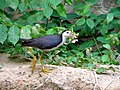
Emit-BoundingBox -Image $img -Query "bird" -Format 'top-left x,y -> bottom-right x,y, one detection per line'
22,30 -> 73,73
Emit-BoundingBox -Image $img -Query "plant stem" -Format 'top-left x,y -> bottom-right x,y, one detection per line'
92,36 -> 102,56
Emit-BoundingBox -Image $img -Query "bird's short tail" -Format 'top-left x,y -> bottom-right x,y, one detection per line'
21,39 -> 34,46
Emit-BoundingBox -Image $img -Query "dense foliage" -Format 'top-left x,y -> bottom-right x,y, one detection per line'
0,0 -> 120,72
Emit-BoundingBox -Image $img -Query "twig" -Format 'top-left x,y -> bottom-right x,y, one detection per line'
93,71 -> 102,90
103,78 -> 114,90
34,76 -> 51,89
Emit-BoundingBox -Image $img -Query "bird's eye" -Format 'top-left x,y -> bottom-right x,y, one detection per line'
66,32 -> 69,34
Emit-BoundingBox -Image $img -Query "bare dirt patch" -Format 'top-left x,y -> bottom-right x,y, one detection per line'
0,54 -> 120,90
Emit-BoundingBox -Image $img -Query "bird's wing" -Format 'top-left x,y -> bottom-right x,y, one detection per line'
36,35 -> 62,49
22,35 -> 62,49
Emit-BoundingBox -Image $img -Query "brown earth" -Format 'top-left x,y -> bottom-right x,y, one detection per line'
0,54 -> 120,90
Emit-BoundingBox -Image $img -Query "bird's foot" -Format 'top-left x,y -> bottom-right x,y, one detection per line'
39,66 -> 54,74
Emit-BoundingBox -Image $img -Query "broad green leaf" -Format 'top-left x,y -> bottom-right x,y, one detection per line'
65,0 -> 72,5
7,0 -> 19,10
43,6 -> 53,18
29,0 -> 38,10
46,28 -> 57,35
31,26 -> 39,38
79,40 -> 94,50
103,44 -> 110,50
41,0 -> 49,9
117,20 -> 120,24
100,24 -> 108,35
87,63 -> 95,69
87,0 -> 98,4
41,0 -> 53,18
97,36 -> 110,44
8,26 -> 19,45
27,15 -> 36,25
117,0 -> 120,4
0,24 -> 8,44
56,4 -> 67,18
106,13 -> 114,24
96,67 -> 106,74
0,0 -> 7,10
92,52 -> 99,57
48,0 -> 61,8
66,57 -> 72,64
73,2 -> 84,12
113,12 -> 120,17
72,57 -> 78,63
102,50 -> 109,54
20,26 -> 31,39
75,18 -> 85,26
77,52 -> 84,58
71,49 -> 81,54
19,2 -> 27,12
101,55 -> 109,63
35,12 -> 43,21
81,3 -> 91,15
86,18 -> 95,29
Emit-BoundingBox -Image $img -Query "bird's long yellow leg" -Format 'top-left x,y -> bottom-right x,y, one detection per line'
39,51 -> 51,73
28,47 -> 37,73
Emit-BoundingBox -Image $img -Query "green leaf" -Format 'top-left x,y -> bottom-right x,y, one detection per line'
29,0 -> 38,10
77,52 -> 84,58
92,52 -> 99,57
87,0 -> 98,4
117,20 -> 120,24
19,2 -> 27,12
102,50 -> 109,54
79,40 -> 94,50
0,24 -> 8,44
41,0 -> 49,8
72,57 -> 78,63
8,25 -> 19,45
41,0 -> 53,18
56,4 -> 67,18
20,26 -> 31,39
43,6 -> 53,18
96,67 -> 106,74
100,24 -> 108,35
97,36 -> 110,44
81,3 -> 91,15
35,12 -> 43,21
106,13 -> 114,24
46,28 -> 57,35
103,44 -> 110,50
75,18 -> 85,26
7,0 -> 19,10
31,26 -> 39,38
87,63 -> 95,69
113,12 -> 120,17
27,15 -> 36,25
66,57 -> 72,64
48,0 -> 61,8
117,0 -> 120,4
65,0 -> 72,5
0,0 -> 7,10
86,18 -> 95,29
101,55 -> 109,63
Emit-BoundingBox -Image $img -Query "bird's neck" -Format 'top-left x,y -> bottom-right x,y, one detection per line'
61,35 -> 66,44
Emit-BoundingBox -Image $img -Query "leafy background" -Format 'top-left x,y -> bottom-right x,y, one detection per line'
0,0 -> 120,73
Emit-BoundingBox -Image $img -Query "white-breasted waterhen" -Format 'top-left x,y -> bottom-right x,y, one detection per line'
22,30 -> 72,73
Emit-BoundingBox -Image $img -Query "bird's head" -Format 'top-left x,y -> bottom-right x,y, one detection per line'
61,30 -> 72,38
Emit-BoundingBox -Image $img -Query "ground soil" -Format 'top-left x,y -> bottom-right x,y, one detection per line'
0,54 -> 120,90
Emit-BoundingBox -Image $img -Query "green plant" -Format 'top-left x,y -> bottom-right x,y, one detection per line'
0,0 -> 120,72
